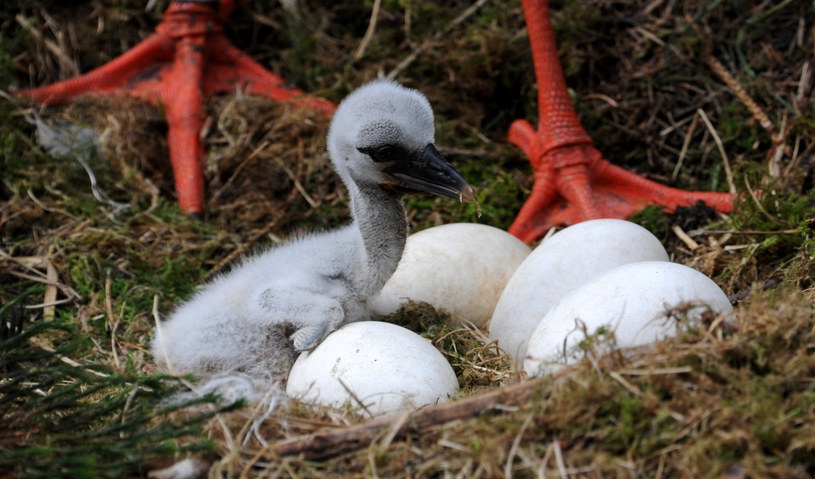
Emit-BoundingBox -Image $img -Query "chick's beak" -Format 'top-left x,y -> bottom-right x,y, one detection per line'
387,144 -> 474,202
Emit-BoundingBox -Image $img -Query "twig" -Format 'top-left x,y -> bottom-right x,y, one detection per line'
338,377 -> 375,419
378,410 -> 411,451
538,441 -> 554,477
274,369 -> 571,460
23,299 -> 73,309
504,412 -> 534,479
706,311 -> 729,337
584,93 -> 620,108
795,61 -> 810,106
608,370 -> 644,398
354,0 -> 382,60
151,295 -> 176,376
697,109 -> 736,195
27,189 -> 76,218
105,272 -> 121,370
671,225 -> 699,251
2,249 -> 82,303
704,52 -> 786,177
672,113 -> 699,181
693,229 -> 799,235
704,53 -> 777,140
619,366 -> 693,376
27,335 -> 110,378
551,438 -> 568,478
43,252 -> 58,321
368,447 -> 380,479
275,139 -> 317,208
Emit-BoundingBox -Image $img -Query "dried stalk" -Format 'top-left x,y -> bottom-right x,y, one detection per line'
272,371 -> 569,461
704,52 -> 786,176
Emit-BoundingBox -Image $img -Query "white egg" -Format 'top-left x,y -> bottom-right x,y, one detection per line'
371,223 -> 531,328
489,219 -> 669,362
524,261 -> 734,377
286,321 -> 459,417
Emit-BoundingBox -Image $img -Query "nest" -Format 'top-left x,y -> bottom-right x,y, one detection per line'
2,0 -> 815,477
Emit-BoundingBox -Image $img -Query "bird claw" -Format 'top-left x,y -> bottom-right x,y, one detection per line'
290,322 -> 335,352
505,0 -> 734,242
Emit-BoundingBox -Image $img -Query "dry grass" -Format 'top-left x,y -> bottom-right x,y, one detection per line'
2,0 -> 815,477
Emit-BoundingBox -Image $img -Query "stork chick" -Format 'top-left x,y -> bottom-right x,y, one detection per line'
151,80 -> 473,396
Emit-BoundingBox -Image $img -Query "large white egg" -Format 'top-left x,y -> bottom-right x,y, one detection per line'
370,223 -> 531,328
286,321 -> 459,417
524,261 -> 734,376
489,219 -> 669,362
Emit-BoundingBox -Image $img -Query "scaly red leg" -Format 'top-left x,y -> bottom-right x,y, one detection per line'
18,0 -> 335,214
508,0 -> 734,242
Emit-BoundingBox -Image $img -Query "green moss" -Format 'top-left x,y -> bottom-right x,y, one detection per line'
629,204 -> 672,238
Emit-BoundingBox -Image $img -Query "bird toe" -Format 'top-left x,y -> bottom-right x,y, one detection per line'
290,322 -> 334,351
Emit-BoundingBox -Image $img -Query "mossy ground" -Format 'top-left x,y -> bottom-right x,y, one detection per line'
2,0 -> 814,477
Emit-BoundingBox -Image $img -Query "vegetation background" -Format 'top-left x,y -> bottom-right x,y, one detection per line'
1,0 -> 814,477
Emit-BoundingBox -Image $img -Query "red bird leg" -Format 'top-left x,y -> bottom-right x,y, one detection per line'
18,1 -> 336,215
163,34 -> 207,215
508,0 -> 734,242
521,0 -> 593,152
19,34 -> 173,105
593,160 -> 735,213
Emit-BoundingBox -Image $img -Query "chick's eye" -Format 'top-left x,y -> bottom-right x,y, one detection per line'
359,144 -> 401,163
375,145 -> 395,158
